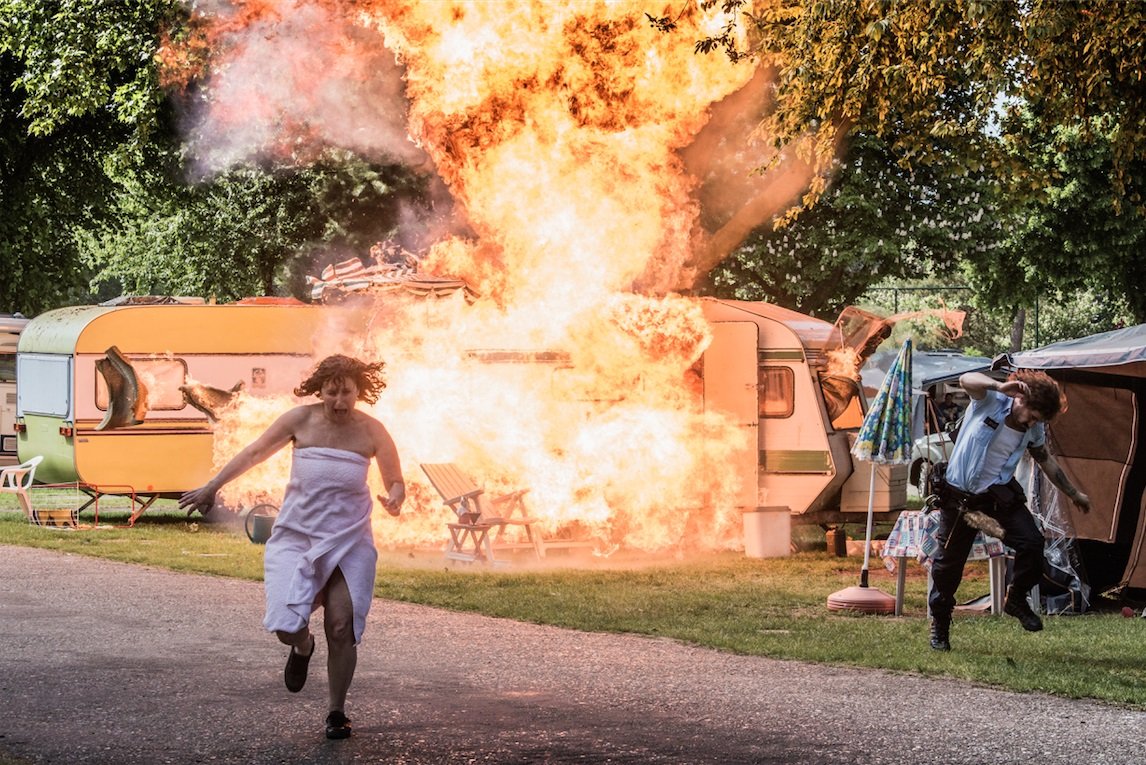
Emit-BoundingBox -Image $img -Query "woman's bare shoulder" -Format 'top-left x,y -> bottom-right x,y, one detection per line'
353,410 -> 387,432
279,403 -> 319,424
266,403 -> 319,434
358,411 -> 395,441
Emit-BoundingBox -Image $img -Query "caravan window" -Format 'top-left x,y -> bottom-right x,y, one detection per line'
16,354 -> 71,417
758,366 -> 794,418
96,358 -> 188,411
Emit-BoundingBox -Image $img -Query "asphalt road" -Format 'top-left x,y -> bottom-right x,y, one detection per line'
1,545 -> 1144,765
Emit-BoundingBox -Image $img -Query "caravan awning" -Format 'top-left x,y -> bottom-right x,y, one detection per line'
859,350 -> 992,441
861,350 -> 992,397
1011,324 -> 1146,376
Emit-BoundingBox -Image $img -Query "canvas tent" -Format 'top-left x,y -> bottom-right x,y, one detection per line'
1009,324 -> 1146,593
861,350 -> 993,440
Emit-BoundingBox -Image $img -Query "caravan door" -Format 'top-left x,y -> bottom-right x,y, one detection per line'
704,322 -> 759,509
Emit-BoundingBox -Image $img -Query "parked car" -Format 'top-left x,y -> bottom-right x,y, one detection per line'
909,429 -> 955,496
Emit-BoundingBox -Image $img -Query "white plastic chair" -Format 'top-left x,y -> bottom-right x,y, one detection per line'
0,455 -> 43,519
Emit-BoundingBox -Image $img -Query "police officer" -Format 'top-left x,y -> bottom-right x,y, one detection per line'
928,370 -> 1091,651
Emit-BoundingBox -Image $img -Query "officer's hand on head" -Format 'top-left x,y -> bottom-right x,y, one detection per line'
998,380 -> 1029,399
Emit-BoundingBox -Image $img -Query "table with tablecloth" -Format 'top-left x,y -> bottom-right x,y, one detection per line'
880,509 -> 1009,616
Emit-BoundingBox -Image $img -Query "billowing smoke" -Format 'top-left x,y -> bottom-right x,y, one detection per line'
181,0 -> 424,174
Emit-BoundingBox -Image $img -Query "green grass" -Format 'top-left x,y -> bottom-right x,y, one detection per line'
2,493 -> 1145,709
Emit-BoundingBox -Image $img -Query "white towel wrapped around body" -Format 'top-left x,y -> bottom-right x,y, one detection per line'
263,447 -> 378,644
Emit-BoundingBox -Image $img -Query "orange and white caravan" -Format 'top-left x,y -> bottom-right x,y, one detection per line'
700,298 -> 907,525
15,300 -> 324,505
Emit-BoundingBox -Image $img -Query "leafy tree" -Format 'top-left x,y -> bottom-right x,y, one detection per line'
81,151 -> 437,300
1028,289 -> 1135,351
679,0 -> 1146,325
0,70 -> 104,314
0,1 -> 177,137
860,279 -> 1134,357
695,0 -> 1144,199
969,114 -> 1146,323
708,133 -> 1004,318
2,1 -> 446,309
0,0 -> 184,315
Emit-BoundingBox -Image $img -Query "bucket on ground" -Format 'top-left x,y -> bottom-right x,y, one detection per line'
243,503 -> 279,544
742,506 -> 791,558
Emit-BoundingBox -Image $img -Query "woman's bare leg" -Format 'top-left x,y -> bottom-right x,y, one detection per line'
276,623 -> 315,694
275,626 -> 313,655
322,567 -> 356,713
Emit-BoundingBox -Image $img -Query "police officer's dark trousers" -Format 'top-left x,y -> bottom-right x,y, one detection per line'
927,477 -> 1045,621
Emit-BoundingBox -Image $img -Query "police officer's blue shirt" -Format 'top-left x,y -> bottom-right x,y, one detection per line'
945,390 -> 1045,494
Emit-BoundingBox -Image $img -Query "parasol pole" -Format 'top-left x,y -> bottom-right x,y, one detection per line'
860,462 -> 876,587
827,336 -> 911,614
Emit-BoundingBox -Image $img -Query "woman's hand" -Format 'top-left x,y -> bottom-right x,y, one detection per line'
378,481 -> 406,517
179,484 -> 218,517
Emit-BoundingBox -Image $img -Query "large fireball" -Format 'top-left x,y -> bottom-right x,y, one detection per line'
173,1 -> 775,554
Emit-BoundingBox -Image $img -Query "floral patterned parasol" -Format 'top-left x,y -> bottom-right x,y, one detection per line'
852,337 -> 913,465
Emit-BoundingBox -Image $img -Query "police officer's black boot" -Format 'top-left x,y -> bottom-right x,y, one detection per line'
929,615 -> 951,651
1003,587 -> 1043,632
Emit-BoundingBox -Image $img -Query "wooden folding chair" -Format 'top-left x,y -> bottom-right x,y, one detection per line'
420,463 -> 545,563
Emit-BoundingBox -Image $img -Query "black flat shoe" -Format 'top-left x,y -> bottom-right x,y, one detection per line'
325,710 -> 352,740
284,636 -> 314,693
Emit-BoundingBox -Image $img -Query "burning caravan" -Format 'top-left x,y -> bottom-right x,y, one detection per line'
15,300 -> 324,503
700,298 -> 907,522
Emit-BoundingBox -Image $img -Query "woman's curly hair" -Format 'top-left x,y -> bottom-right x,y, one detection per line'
1009,369 -> 1067,420
294,355 -> 387,404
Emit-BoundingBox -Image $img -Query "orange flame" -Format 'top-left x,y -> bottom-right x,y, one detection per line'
825,347 -> 861,380
176,1 -> 767,555
381,0 -> 754,298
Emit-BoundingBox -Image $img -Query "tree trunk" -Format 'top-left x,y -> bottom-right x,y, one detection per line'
1009,307 -> 1026,353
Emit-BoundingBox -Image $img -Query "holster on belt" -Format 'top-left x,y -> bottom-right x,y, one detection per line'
939,483 -> 1007,541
